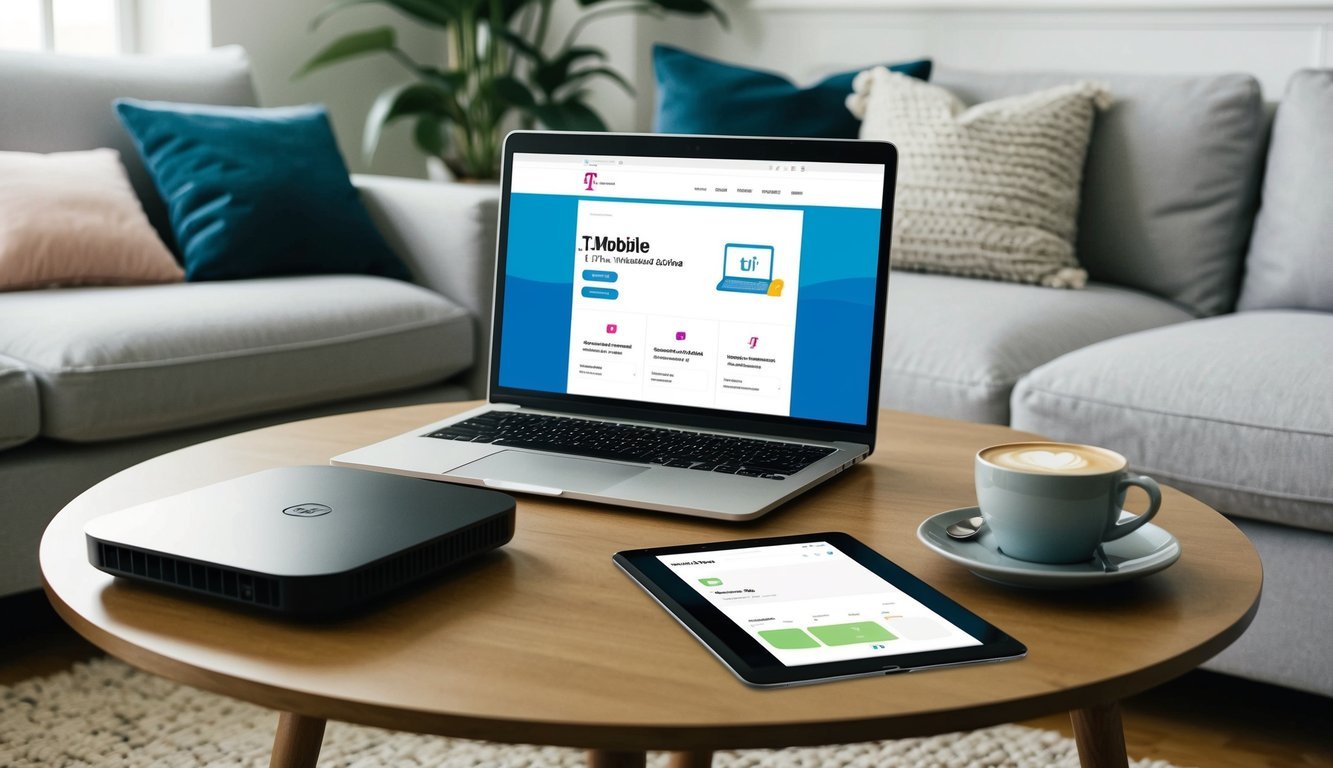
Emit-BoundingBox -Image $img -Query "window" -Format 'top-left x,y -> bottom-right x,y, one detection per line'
0,1 -> 47,52
0,0 -> 209,55
53,0 -> 126,55
0,0 -> 127,54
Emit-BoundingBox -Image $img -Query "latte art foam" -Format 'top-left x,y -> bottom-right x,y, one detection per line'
980,442 -> 1124,475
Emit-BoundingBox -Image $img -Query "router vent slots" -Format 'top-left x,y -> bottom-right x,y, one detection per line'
349,516 -> 512,601
97,543 -> 282,608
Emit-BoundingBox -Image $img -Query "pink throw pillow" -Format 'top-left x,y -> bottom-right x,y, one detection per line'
0,148 -> 183,291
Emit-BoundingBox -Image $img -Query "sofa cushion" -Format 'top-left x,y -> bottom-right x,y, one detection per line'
881,272 -> 1193,424
653,43 -> 932,139
0,353 -> 39,451
0,276 -> 472,442
0,149 -> 182,291
115,100 -> 408,283
0,47 -> 257,249
1238,69 -> 1333,313
1011,312 -> 1333,534
1200,517 -> 1333,698
352,175 -> 500,398
933,67 -> 1265,317
851,70 -> 1107,288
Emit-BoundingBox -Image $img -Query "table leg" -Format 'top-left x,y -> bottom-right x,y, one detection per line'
269,711 -> 327,768
586,750 -> 647,767
667,750 -> 715,767
1070,701 -> 1129,768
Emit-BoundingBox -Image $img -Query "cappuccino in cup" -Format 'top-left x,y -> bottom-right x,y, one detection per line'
980,443 -> 1124,475
975,441 -> 1161,564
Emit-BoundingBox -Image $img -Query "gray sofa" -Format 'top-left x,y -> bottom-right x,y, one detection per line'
3,48 -> 1329,702
0,48 -> 500,596
879,68 -> 1332,699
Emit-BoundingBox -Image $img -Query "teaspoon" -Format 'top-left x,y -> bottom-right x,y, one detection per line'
945,515 -> 985,540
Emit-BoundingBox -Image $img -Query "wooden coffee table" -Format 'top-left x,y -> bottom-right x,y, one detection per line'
40,402 -> 1261,768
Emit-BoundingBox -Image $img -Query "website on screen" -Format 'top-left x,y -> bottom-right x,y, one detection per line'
659,542 -> 980,667
498,153 -> 885,426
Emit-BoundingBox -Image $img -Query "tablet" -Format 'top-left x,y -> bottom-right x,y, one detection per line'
613,532 -> 1026,687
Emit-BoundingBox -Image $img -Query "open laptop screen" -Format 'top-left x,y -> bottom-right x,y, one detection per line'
492,134 -> 894,439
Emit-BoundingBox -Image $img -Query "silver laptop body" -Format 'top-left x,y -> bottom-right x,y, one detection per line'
334,131 -> 898,521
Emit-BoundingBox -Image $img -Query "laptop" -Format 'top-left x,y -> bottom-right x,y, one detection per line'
333,131 -> 898,521
717,243 -> 775,294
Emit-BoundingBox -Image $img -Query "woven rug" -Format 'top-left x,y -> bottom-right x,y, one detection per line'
1,657 -> 1186,768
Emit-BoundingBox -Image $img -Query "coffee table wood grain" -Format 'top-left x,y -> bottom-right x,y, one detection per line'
40,403 -> 1261,768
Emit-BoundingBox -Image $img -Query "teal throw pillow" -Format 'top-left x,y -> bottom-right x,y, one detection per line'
115,99 -> 409,282
654,44 -> 932,138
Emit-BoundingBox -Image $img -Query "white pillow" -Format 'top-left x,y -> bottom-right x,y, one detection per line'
0,148 -> 182,292
848,68 -> 1109,288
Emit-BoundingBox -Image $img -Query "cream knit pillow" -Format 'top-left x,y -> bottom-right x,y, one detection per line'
848,68 -> 1110,288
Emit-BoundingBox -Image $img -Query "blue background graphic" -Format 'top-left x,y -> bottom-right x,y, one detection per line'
498,194 -> 881,426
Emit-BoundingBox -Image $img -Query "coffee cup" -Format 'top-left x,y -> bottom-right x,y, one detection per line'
974,441 -> 1161,564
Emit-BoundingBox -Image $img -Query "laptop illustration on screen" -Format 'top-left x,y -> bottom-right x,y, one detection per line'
717,243 -> 776,295
333,131 -> 898,521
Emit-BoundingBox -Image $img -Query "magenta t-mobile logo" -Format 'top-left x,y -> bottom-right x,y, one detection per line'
606,323 -> 617,334
583,172 -> 598,191
748,336 -> 759,349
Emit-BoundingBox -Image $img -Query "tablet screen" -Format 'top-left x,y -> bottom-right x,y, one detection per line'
658,540 -> 981,667
615,532 -> 1024,686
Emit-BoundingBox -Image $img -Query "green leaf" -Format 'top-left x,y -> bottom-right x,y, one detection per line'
476,0 -> 531,23
577,0 -> 724,18
311,0 -> 459,30
558,99 -> 608,132
557,46 -> 607,66
534,97 -> 607,132
414,114 -> 449,157
493,75 -> 537,108
650,0 -> 724,13
363,82 -> 454,160
529,103 -> 561,130
296,27 -> 397,78
533,46 -> 606,95
391,83 -> 456,116
563,65 -> 634,96
419,67 -> 469,94
493,27 -> 544,63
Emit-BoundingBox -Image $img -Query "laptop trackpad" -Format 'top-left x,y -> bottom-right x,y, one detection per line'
451,450 -> 648,495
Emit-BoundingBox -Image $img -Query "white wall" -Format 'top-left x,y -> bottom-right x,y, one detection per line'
138,0 -> 210,55
209,1 -> 1330,174
210,0 -> 445,178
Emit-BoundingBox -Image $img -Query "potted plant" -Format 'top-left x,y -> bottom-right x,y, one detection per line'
298,0 -> 725,181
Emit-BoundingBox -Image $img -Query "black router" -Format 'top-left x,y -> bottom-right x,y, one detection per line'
85,466 -> 516,618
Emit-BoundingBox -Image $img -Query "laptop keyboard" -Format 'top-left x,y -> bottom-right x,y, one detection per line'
426,412 -> 836,480
716,277 -> 769,291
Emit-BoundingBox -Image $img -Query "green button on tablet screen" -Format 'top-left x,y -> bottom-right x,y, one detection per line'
807,622 -> 896,646
757,628 -> 820,650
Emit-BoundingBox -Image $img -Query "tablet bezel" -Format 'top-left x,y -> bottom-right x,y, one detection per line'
613,531 -> 1026,687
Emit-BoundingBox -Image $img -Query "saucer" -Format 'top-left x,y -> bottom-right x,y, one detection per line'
917,506 -> 1181,589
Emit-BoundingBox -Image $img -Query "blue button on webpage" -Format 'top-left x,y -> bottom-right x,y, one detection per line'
581,286 -> 619,300
582,270 -> 618,283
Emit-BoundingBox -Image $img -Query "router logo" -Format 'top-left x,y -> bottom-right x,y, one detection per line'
583,171 -> 598,191
283,503 -> 332,518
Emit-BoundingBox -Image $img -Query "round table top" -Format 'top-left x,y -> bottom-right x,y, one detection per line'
40,402 -> 1261,752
